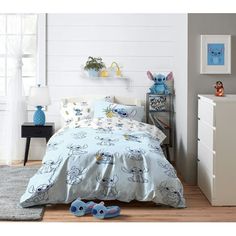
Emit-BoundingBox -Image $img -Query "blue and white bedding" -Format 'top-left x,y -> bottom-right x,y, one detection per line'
20,117 -> 185,208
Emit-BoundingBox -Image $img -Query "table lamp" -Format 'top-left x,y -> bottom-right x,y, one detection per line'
28,85 -> 51,126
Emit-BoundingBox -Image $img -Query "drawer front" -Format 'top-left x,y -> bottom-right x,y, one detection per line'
22,126 -> 53,138
198,99 -> 215,127
198,140 -> 215,175
198,120 -> 215,151
198,161 -> 215,203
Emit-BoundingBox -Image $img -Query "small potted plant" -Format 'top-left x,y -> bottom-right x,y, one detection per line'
84,56 -> 105,77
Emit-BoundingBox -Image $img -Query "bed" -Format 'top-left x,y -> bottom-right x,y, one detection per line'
20,96 -> 185,208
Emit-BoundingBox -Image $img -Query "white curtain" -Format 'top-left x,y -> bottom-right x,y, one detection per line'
3,15 -> 27,165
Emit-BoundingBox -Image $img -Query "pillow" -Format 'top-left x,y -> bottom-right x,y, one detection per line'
60,101 -> 91,124
93,101 -> 144,122
60,96 -> 114,125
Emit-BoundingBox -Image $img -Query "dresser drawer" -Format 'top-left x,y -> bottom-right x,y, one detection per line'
21,126 -> 53,138
198,140 -> 215,175
198,161 -> 215,203
198,98 -> 215,127
198,120 -> 215,151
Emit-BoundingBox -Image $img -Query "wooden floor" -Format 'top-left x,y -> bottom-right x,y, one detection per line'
43,184 -> 236,222
10,161 -> 236,222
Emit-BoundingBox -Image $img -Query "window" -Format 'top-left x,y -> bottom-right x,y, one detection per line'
0,14 -> 45,98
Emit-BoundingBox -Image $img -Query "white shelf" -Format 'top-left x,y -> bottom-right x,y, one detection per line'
82,76 -> 129,80
81,75 -> 131,89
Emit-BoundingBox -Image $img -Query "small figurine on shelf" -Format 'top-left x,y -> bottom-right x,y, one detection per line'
214,81 -> 224,97
147,71 -> 173,95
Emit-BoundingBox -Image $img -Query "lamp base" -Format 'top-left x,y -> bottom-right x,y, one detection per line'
33,106 -> 46,126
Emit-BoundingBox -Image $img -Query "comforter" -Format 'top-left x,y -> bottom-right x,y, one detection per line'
20,117 -> 185,208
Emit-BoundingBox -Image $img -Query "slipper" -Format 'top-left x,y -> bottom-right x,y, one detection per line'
70,198 -> 96,216
92,202 -> 120,219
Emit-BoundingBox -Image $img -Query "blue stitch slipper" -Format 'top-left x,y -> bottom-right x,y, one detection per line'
70,198 -> 96,216
92,202 -> 120,219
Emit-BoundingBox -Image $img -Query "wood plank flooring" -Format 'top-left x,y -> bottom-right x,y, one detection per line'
43,184 -> 236,222
8,161 -> 236,222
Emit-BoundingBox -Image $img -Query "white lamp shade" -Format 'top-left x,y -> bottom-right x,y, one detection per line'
28,86 -> 51,106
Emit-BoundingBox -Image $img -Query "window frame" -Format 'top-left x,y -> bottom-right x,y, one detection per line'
0,13 -> 46,110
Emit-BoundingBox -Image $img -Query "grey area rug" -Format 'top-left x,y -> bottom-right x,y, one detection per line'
0,165 -> 45,221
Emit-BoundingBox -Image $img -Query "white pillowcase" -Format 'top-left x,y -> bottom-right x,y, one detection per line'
60,96 -> 114,125
60,101 -> 91,124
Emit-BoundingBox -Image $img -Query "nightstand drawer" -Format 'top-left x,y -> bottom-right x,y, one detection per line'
21,126 -> 53,138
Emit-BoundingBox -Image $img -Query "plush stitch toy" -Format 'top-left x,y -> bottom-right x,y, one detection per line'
92,202 -> 120,219
70,198 -> 96,216
147,71 -> 173,94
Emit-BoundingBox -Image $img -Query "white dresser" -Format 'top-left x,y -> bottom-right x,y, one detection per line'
198,94 -> 236,206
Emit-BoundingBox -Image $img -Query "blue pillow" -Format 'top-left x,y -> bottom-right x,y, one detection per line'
93,101 -> 144,122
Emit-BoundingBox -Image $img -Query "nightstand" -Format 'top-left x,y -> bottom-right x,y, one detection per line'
146,93 -> 174,161
21,122 -> 55,166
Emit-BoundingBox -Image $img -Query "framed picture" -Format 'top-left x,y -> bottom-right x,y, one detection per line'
148,94 -> 169,111
200,35 -> 231,74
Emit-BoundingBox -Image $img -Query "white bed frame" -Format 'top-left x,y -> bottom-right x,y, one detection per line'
60,95 -> 144,127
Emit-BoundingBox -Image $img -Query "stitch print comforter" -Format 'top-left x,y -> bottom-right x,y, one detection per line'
20,117 -> 186,208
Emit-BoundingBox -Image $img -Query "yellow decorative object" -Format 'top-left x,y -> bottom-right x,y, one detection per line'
109,62 -> 123,77
100,68 -> 108,77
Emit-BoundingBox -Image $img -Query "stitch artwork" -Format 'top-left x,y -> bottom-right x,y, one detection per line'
67,144 -> 88,160
148,144 -> 162,154
95,127 -> 113,134
104,105 -> 136,119
95,136 -> 118,146
208,44 -> 224,65
37,157 -> 63,175
26,182 -> 53,204
66,166 -> 86,185
47,141 -> 63,152
72,132 -> 87,139
121,166 -> 149,183
96,174 -> 119,199
96,150 -> 116,165
157,181 -> 183,207
157,160 -> 177,178
112,107 -> 129,118
115,122 -> 124,129
123,134 -> 141,143
140,133 -> 160,143
74,108 -> 83,116
126,147 -> 145,161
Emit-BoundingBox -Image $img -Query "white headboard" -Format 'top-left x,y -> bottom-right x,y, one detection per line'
60,95 -> 144,128
61,95 -> 142,106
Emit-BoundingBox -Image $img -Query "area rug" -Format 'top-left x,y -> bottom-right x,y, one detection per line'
0,165 -> 45,221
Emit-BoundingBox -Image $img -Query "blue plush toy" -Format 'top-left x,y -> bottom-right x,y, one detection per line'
70,198 -> 96,216
147,71 -> 173,95
92,202 -> 120,219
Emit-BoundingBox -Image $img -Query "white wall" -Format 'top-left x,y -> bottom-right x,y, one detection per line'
0,14 -> 188,168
